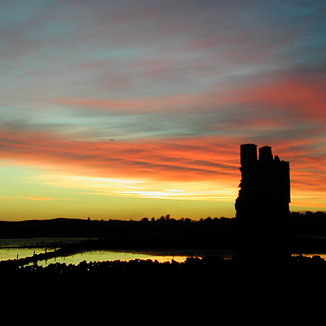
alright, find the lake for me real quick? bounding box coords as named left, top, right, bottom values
left=0, top=238, right=325, bottom=265
left=0, top=246, right=205, bottom=265
left=0, top=237, right=87, bottom=261
left=35, top=250, right=192, bottom=266
left=0, top=237, right=236, bottom=265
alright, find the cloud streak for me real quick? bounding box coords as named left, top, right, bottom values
left=0, top=0, right=325, bottom=216
left=0, top=127, right=239, bottom=182
left=0, top=126, right=325, bottom=207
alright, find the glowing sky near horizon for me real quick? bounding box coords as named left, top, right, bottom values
left=0, top=0, right=325, bottom=220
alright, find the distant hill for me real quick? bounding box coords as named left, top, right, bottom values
left=0, top=212, right=326, bottom=251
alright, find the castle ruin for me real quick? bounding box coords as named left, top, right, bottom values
left=235, top=144, right=290, bottom=262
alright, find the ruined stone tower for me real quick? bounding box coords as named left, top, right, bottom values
left=235, top=144, right=290, bottom=262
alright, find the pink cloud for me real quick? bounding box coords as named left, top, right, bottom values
left=220, top=76, right=326, bottom=124
left=56, top=74, right=326, bottom=126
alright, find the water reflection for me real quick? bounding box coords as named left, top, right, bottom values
left=293, top=253, right=326, bottom=260
left=37, top=250, right=190, bottom=266
left=0, top=247, right=55, bottom=261
left=1, top=237, right=325, bottom=266
left=0, top=246, right=192, bottom=264
left=0, top=237, right=89, bottom=261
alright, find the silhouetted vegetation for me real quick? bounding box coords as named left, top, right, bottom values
left=0, top=213, right=325, bottom=277
left=0, top=215, right=236, bottom=238
left=2, top=146, right=326, bottom=280
left=1, top=212, right=326, bottom=253
left=291, top=211, right=326, bottom=236
left=1, top=254, right=326, bottom=274
left=2, top=212, right=326, bottom=235
left=0, top=216, right=237, bottom=249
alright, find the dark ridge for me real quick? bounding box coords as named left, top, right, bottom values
left=1, top=212, right=326, bottom=252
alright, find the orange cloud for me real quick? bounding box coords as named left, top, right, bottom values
left=0, top=127, right=240, bottom=183
left=0, top=125, right=325, bottom=210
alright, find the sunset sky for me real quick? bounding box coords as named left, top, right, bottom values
left=1, top=0, right=325, bottom=220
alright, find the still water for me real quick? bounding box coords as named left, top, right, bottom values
left=0, top=238, right=198, bottom=265
left=0, top=238, right=87, bottom=262
left=36, top=250, right=191, bottom=266
left=0, top=247, right=192, bottom=265
left=0, top=238, right=325, bottom=265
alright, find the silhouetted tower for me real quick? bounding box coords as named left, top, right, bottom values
left=235, top=144, right=290, bottom=263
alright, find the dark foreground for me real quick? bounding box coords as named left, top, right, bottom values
left=1, top=254, right=326, bottom=274
left=4, top=255, right=326, bottom=318
left=3, top=216, right=326, bottom=317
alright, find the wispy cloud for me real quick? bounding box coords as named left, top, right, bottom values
left=0, top=127, right=240, bottom=181
left=0, top=0, right=325, bottom=215
left=39, top=174, right=236, bottom=201
left=0, top=126, right=325, bottom=208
